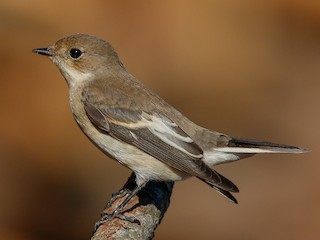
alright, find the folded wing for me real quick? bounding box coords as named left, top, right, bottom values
left=83, top=101, right=238, bottom=193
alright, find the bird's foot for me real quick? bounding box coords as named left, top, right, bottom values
left=103, top=188, right=130, bottom=211
left=95, top=182, right=146, bottom=232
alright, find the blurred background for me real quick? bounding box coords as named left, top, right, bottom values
left=0, top=0, right=319, bottom=239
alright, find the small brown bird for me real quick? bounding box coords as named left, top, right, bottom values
left=33, top=33, right=306, bottom=223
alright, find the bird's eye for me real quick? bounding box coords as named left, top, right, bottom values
left=69, top=48, right=82, bottom=59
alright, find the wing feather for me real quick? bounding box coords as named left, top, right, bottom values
left=83, top=101, right=238, bottom=192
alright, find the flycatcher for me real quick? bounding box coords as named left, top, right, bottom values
left=33, top=33, right=307, bottom=223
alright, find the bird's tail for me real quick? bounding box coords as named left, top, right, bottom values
left=201, top=137, right=308, bottom=202
left=215, top=137, right=308, bottom=154
left=204, top=136, right=308, bottom=166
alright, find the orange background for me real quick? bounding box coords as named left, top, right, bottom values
left=1, top=1, right=319, bottom=239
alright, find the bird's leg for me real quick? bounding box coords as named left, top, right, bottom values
left=102, top=188, right=131, bottom=214
left=94, top=181, right=146, bottom=231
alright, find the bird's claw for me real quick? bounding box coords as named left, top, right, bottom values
left=105, top=189, right=130, bottom=209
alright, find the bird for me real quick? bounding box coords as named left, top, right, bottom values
left=32, top=33, right=307, bottom=224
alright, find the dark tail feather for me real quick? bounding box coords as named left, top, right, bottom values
left=198, top=177, right=238, bottom=204
left=215, top=137, right=309, bottom=154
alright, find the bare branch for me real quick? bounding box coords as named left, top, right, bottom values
left=91, top=173, right=174, bottom=240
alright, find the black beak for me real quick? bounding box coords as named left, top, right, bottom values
left=32, top=47, right=53, bottom=56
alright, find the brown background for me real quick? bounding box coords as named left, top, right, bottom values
left=1, top=1, right=319, bottom=239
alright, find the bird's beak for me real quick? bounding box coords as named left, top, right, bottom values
left=32, top=47, right=53, bottom=56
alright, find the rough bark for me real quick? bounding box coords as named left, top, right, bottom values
left=91, top=173, right=174, bottom=240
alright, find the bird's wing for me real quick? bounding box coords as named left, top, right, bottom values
left=83, top=101, right=238, bottom=193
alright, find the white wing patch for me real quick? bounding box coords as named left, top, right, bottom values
left=114, top=112, right=203, bottom=159
left=149, top=115, right=194, bottom=143
left=146, top=115, right=202, bottom=158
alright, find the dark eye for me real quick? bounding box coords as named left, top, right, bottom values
left=69, top=48, right=82, bottom=59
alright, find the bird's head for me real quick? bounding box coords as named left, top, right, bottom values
left=33, top=33, right=125, bottom=87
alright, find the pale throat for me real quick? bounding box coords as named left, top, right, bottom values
left=58, top=63, right=94, bottom=88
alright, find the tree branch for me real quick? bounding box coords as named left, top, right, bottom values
left=91, top=173, right=174, bottom=240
